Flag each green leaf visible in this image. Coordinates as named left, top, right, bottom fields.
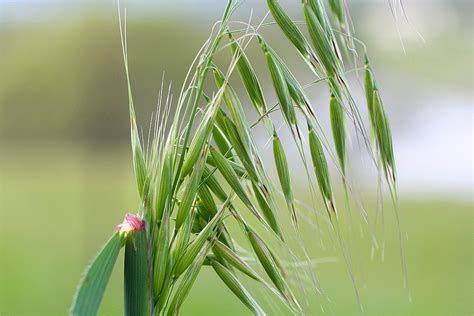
left=124, top=229, right=150, bottom=316
left=71, top=233, right=124, bottom=316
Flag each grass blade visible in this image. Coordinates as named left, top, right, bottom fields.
left=71, top=233, right=124, bottom=316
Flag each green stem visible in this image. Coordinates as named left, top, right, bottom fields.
left=124, top=229, right=150, bottom=316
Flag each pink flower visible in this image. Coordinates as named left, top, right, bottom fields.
left=115, top=213, right=145, bottom=235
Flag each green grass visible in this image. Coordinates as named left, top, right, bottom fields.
left=0, top=146, right=472, bottom=315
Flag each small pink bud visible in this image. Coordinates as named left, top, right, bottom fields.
left=115, top=213, right=145, bottom=235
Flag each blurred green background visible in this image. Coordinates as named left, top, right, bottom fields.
left=0, top=0, right=472, bottom=315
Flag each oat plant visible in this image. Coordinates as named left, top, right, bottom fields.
left=71, top=0, right=402, bottom=315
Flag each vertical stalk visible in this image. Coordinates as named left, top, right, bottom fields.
left=124, top=229, right=150, bottom=315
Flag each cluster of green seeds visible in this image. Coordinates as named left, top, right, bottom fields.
left=71, top=1, right=398, bottom=315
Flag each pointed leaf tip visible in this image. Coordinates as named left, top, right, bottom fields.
left=71, top=233, right=124, bottom=316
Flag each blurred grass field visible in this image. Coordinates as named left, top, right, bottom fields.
left=0, top=146, right=471, bottom=316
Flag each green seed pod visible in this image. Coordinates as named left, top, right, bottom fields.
left=171, top=210, right=195, bottom=268
left=207, top=154, right=248, bottom=179
left=202, top=166, right=228, bottom=202
left=210, top=148, right=261, bottom=222
left=166, top=247, right=208, bottom=316
left=308, top=0, right=331, bottom=29
left=154, top=150, right=172, bottom=221
left=272, top=132, right=297, bottom=224
left=181, top=90, right=224, bottom=178
left=251, top=182, right=281, bottom=238
left=303, top=3, right=338, bottom=76
left=212, top=124, right=233, bottom=159
left=263, top=42, right=317, bottom=120
left=328, top=0, right=345, bottom=24
left=267, top=0, right=312, bottom=60
left=176, top=149, right=207, bottom=230
left=215, top=108, right=228, bottom=136
left=211, top=259, right=264, bottom=316
left=372, top=89, right=395, bottom=180
left=261, top=41, right=296, bottom=125
left=213, top=70, right=256, bottom=172
left=174, top=205, right=225, bottom=275
left=329, top=94, right=346, bottom=174
left=222, top=116, right=259, bottom=182
left=308, top=123, right=336, bottom=214
left=228, top=32, right=267, bottom=115
left=197, top=184, right=218, bottom=220
left=153, top=208, right=170, bottom=297
left=180, top=118, right=213, bottom=178
left=246, top=227, right=289, bottom=299
left=131, top=118, right=149, bottom=200
left=365, top=56, right=396, bottom=184
left=213, top=240, right=260, bottom=281
left=364, top=55, right=376, bottom=130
